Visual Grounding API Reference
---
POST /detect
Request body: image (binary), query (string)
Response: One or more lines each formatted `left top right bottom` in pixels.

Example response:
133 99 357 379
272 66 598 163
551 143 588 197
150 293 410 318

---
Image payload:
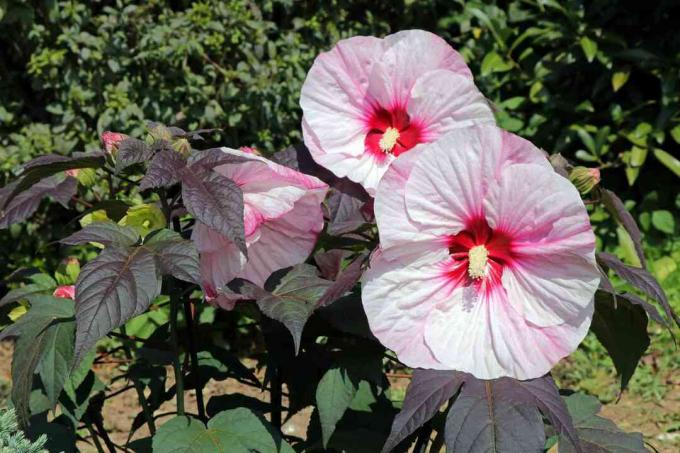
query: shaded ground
0 341 677 452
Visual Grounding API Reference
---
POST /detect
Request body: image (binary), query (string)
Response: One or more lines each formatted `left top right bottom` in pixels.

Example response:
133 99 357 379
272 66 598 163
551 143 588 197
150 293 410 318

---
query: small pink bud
53 285 76 300
65 169 80 177
101 131 128 154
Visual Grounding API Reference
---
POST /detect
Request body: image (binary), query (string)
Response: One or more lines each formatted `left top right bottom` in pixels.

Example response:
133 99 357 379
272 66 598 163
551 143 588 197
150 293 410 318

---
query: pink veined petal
361 247 453 370
497 129 553 172
407 70 495 142
424 286 593 380
303 118 393 196
192 222 247 293
374 146 443 258
404 127 501 236
300 36 387 158
483 163 599 326
368 30 472 108
239 194 325 286
214 147 327 223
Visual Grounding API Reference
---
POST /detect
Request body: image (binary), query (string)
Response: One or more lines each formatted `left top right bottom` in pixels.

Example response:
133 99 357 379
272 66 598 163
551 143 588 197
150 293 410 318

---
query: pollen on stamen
467 245 488 280
379 127 400 153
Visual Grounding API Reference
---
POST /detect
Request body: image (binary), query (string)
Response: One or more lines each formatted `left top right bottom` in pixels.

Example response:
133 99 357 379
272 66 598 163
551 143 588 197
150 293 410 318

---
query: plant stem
119 325 156 434
86 425 105 453
270 363 282 430
413 421 433 453
169 280 185 416
183 298 206 421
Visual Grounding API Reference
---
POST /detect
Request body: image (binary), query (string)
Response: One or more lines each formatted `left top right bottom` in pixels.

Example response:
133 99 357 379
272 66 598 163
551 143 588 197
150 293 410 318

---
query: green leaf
579 37 598 62
611 71 630 92
0 296 75 426
559 393 646 452
38 317 76 408
651 209 675 234
152 409 294 452
653 148 680 178
480 51 512 76
670 125 680 144
316 367 358 447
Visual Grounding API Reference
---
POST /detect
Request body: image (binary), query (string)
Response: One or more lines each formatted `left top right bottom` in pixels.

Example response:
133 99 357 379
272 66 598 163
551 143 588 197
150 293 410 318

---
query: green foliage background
1 0 679 433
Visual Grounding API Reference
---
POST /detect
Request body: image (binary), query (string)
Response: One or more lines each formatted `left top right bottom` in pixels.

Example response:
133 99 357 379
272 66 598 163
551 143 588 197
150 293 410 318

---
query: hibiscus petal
192 222 246 291
374 147 442 257
368 30 472 108
404 127 501 236
424 287 593 380
303 118 393 195
239 194 325 286
484 163 598 326
407 70 495 141
300 36 386 158
361 248 453 369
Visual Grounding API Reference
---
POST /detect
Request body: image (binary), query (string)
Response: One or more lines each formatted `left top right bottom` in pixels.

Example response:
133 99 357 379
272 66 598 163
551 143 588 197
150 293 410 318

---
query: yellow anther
379 127 400 153
467 245 488 280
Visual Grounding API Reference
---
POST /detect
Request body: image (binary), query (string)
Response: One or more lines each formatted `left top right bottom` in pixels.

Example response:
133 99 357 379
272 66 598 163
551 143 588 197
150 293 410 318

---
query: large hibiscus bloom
192 148 328 308
300 29 495 195
362 125 600 379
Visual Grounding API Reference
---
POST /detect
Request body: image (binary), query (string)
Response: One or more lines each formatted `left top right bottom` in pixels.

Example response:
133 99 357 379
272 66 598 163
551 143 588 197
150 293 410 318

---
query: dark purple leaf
382 370 466 453
315 249 350 280
144 229 201 284
445 378 545 453
384 372 580 453
0 176 77 229
317 253 367 307
271 143 337 183
326 179 371 236
592 290 649 391
597 252 678 326
115 138 154 173
139 150 187 191
73 246 161 367
600 189 646 268
187 148 248 171
559 393 647 453
256 264 332 353
181 166 246 255
1 152 104 211
61 222 140 247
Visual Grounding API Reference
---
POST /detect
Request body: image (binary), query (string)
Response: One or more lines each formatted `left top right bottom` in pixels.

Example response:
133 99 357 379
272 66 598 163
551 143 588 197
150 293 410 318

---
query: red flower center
364 106 423 159
445 218 514 292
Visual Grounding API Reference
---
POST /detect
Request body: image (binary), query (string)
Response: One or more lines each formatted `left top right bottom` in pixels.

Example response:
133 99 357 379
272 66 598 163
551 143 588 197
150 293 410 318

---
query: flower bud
569 166 601 195
173 138 192 157
101 131 128 155
53 285 76 300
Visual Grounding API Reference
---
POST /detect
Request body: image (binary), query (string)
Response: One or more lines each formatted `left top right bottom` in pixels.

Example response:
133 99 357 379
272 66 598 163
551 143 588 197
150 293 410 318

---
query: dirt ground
0 341 677 452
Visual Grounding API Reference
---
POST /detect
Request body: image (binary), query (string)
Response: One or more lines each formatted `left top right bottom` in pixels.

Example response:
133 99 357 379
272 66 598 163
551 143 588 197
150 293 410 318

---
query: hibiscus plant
0 30 677 453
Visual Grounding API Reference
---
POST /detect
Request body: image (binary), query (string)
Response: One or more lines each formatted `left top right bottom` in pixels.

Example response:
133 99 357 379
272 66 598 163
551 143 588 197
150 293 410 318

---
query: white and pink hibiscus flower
300 29 495 195
362 125 600 380
192 148 328 309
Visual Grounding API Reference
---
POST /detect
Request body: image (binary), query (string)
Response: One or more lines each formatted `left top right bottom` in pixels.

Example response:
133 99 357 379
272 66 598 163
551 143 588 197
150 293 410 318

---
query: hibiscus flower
300 29 495 195
192 148 328 309
362 125 600 379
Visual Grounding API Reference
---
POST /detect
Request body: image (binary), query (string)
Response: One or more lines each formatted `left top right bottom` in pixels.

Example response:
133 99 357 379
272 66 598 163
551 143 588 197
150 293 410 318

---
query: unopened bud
239 146 260 155
53 285 76 300
569 166 601 195
101 131 128 155
173 138 192 157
